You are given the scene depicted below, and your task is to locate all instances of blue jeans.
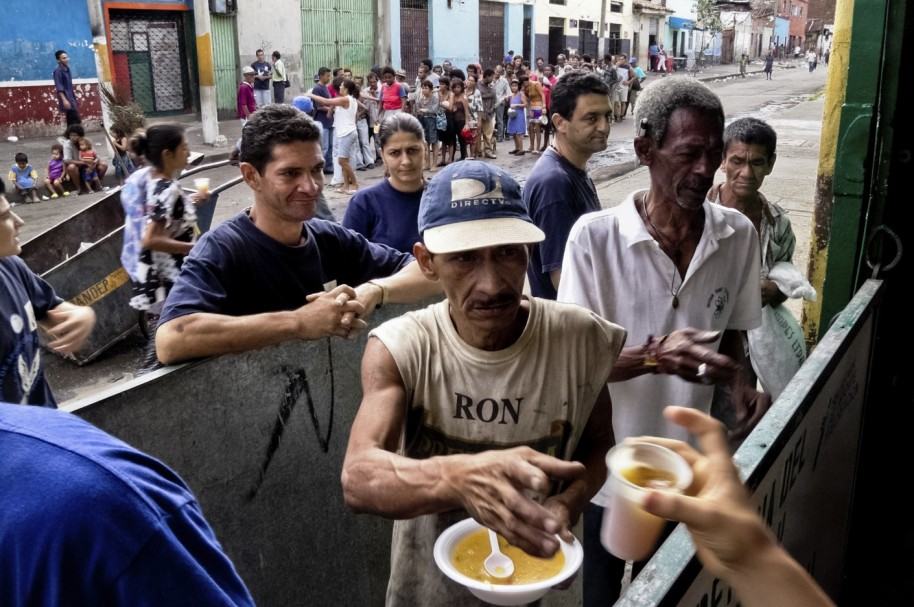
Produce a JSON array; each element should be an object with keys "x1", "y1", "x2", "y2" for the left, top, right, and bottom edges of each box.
[{"x1": 320, "y1": 124, "x2": 334, "y2": 174}]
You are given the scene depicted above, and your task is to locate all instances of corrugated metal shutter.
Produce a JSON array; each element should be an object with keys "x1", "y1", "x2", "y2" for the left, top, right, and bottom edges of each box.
[
  {"x1": 479, "y1": 1, "x2": 505, "y2": 69},
  {"x1": 400, "y1": 0, "x2": 429, "y2": 77},
  {"x1": 211, "y1": 14, "x2": 240, "y2": 114},
  {"x1": 301, "y1": 0, "x2": 375, "y2": 82}
]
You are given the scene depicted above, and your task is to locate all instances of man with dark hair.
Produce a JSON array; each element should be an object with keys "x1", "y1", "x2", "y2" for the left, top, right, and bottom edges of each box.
[
  {"x1": 477, "y1": 68, "x2": 498, "y2": 159},
  {"x1": 342, "y1": 161, "x2": 626, "y2": 607},
  {"x1": 379, "y1": 66, "x2": 406, "y2": 121},
  {"x1": 155, "y1": 106, "x2": 439, "y2": 365},
  {"x1": 558, "y1": 78, "x2": 767, "y2": 605},
  {"x1": 524, "y1": 72, "x2": 611, "y2": 299},
  {"x1": 539, "y1": 64, "x2": 558, "y2": 150},
  {"x1": 710, "y1": 117, "x2": 799, "y2": 399},
  {"x1": 1, "y1": 178, "x2": 96, "y2": 407},
  {"x1": 53, "y1": 50, "x2": 80, "y2": 126},
  {"x1": 555, "y1": 53, "x2": 567, "y2": 76},
  {"x1": 313, "y1": 67, "x2": 335, "y2": 174},
  {"x1": 56, "y1": 124, "x2": 108, "y2": 194},
  {"x1": 420, "y1": 58, "x2": 439, "y2": 86},
  {"x1": 251, "y1": 49, "x2": 272, "y2": 107}
]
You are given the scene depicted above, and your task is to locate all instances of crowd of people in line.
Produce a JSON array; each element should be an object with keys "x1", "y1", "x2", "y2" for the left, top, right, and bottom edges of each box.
[
  {"x1": 0, "y1": 42, "x2": 834, "y2": 607},
  {"x1": 234, "y1": 51, "x2": 648, "y2": 198}
]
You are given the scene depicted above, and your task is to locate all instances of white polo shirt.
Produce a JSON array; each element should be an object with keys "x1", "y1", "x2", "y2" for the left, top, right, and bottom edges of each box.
[{"x1": 558, "y1": 190, "x2": 761, "y2": 505}]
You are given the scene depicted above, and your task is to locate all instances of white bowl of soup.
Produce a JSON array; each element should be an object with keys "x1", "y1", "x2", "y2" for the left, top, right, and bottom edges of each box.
[{"x1": 433, "y1": 518, "x2": 583, "y2": 606}]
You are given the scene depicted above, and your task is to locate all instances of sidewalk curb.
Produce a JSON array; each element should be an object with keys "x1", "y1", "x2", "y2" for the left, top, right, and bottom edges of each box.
[
  {"x1": 592, "y1": 159, "x2": 641, "y2": 185},
  {"x1": 698, "y1": 68, "x2": 766, "y2": 82}
]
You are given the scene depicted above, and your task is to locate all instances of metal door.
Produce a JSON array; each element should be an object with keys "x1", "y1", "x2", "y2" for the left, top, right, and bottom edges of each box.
[
  {"x1": 127, "y1": 52, "x2": 155, "y2": 113},
  {"x1": 479, "y1": 1, "x2": 505, "y2": 69},
  {"x1": 722, "y1": 29, "x2": 735, "y2": 63},
  {"x1": 579, "y1": 20, "x2": 598, "y2": 57},
  {"x1": 549, "y1": 17, "x2": 565, "y2": 63},
  {"x1": 110, "y1": 11, "x2": 190, "y2": 114},
  {"x1": 211, "y1": 14, "x2": 240, "y2": 114},
  {"x1": 400, "y1": 0, "x2": 429, "y2": 77},
  {"x1": 301, "y1": 0, "x2": 374, "y2": 81},
  {"x1": 523, "y1": 15, "x2": 532, "y2": 59},
  {"x1": 609, "y1": 24, "x2": 622, "y2": 55}
]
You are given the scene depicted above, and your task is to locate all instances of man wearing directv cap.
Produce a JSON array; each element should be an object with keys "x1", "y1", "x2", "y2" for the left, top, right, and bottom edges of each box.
[{"x1": 342, "y1": 161, "x2": 627, "y2": 606}]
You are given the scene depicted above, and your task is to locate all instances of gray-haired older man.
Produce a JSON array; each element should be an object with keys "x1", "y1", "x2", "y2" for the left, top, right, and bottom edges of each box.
[{"x1": 557, "y1": 77, "x2": 769, "y2": 605}]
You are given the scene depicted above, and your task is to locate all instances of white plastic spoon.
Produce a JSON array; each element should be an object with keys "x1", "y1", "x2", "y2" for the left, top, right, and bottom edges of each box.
[{"x1": 483, "y1": 529, "x2": 515, "y2": 579}]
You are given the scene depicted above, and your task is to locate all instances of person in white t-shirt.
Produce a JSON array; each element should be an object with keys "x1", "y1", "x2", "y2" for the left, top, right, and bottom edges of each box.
[
  {"x1": 557, "y1": 77, "x2": 768, "y2": 606},
  {"x1": 308, "y1": 78, "x2": 362, "y2": 194},
  {"x1": 342, "y1": 161, "x2": 627, "y2": 607}
]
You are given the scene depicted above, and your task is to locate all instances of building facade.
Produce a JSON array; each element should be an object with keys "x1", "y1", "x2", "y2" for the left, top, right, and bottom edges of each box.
[
  {"x1": 779, "y1": 0, "x2": 808, "y2": 53},
  {"x1": 533, "y1": 0, "x2": 612, "y2": 64},
  {"x1": 630, "y1": 1, "x2": 672, "y2": 68},
  {"x1": 1, "y1": 0, "x2": 101, "y2": 137},
  {"x1": 1, "y1": 0, "x2": 202, "y2": 137}
]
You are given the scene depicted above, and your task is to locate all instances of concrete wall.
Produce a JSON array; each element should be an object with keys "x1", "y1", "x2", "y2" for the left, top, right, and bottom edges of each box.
[
  {"x1": 65, "y1": 301, "x2": 438, "y2": 606},
  {"x1": 788, "y1": 0, "x2": 808, "y2": 40},
  {"x1": 721, "y1": 10, "x2": 755, "y2": 58},
  {"x1": 533, "y1": 0, "x2": 602, "y2": 54},
  {"x1": 774, "y1": 16, "x2": 790, "y2": 48},
  {"x1": 236, "y1": 0, "x2": 304, "y2": 91},
  {"x1": 429, "y1": 0, "x2": 480, "y2": 69},
  {"x1": 505, "y1": 2, "x2": 525, "y2": 57},
  {"x1": 0, "y1": 0, "x2": 100, "y2": 136}
]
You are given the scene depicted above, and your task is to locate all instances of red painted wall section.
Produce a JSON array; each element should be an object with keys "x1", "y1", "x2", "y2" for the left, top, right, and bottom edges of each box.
[{"x1": 0, "y1": 83, "x2": 102, "y2": 138}]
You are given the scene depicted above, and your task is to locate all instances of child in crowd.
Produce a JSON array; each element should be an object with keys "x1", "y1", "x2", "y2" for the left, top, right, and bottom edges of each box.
[
  {"x1": 45, "y1": 144, "x2": 68, "y2": 199},
  {"x1": 78, "y1": 138, "x2": 102, "y2": 192},
  {"x1": 108, "y1": 126, "x2": 137, "y2": 184},
  {"x1": 8, "y1": 153, "x2": 41, "y2": 203}
]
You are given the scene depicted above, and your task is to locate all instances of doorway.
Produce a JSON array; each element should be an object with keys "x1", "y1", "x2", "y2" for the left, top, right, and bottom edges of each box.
[{"x1": 548, "y1": 17, "x2": 565, "y2": 64}]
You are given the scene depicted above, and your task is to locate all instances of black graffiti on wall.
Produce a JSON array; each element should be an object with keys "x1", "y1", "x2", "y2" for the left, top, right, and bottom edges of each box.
[{"x1": 248, "y1": 339, "x2": 336, "y2": 499}]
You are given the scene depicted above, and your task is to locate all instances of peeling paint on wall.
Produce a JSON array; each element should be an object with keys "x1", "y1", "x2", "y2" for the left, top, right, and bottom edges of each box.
[{"x1": 0, "y1": 83, "x2": 102, "y2": 138}]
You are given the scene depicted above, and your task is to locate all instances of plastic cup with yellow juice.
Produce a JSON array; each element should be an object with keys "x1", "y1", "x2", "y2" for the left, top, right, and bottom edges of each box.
[
  {"x1": 600, "y1": 441, "x2": 693, "y2": 561},
  {"x1": 193, "y1": 177, "x2": 210, "y2": 195}
]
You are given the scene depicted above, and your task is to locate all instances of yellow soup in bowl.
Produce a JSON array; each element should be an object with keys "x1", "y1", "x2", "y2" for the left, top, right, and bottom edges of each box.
[{"x1": 451, "y1": 528, "x2": 565, "y2": 585}]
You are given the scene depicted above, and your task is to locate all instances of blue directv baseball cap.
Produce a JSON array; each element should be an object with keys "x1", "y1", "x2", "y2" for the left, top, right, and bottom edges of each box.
[
  {"x1": 418, "y1": 161, "x2": 545, "y2": 254},
  {"x1": 292, "y1": 95, "x2": 314, "y2": 114}
]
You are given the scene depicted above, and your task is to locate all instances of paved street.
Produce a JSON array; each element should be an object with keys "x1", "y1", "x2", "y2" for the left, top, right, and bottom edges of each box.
[{"x1": 37, "y1": 63, "x2": 827, "y2": 402}]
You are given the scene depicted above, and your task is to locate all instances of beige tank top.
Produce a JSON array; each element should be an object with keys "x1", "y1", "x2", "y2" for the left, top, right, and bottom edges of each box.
[{"x1": 370, "y1": 297, "x2": 626, "y2": 607}]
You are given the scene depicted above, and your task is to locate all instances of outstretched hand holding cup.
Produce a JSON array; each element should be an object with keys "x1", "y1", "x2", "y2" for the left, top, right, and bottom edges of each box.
[
  {"x1": 600, "y1": 436, "x2": 693, "y2": 561},
  {"x1": 637, "y1": 407, "x2": 835, "y2": 607}
]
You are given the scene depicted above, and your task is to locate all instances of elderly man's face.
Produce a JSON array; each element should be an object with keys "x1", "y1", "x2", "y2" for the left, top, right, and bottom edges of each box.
[
  {"x1": 642, "y1": 108, "x2": 724, "y2": 210},
  {"x1": 721, "y1": 141, "x2": 775, "y2": 198},
  {"x1": 415, "y1": 244, "x2": 529, "y2": 334}
]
